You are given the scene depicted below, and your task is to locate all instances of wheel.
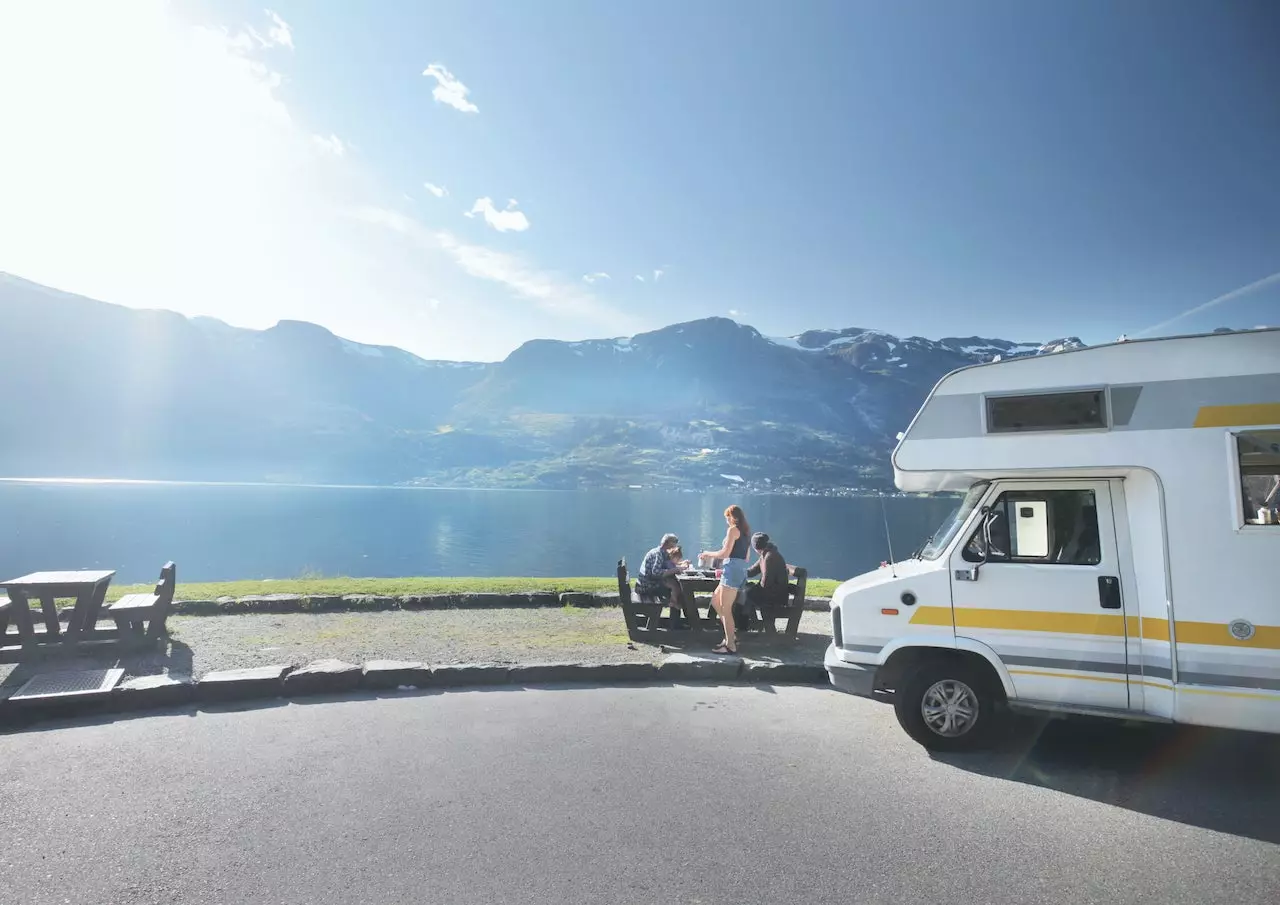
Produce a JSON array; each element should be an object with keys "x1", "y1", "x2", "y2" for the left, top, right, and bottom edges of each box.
[{"x1": 894, "y1": 658, "x2": 1002, "y2": 751}]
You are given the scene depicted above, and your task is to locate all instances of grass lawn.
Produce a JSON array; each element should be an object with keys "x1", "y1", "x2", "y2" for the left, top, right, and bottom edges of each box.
[{"x1": 100, "y1": 575, "x2": 842, "y2": 601}]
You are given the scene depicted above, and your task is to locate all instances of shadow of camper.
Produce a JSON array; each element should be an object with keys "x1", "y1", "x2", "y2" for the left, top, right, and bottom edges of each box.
[{"x1": 931, "y1": 715, "x2": 1280, "y2": 845}]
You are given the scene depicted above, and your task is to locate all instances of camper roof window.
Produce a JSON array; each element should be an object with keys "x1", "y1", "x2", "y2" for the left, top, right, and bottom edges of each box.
[{"x1": 986, "y1": 390, "x2": 1107, "y2": 434}]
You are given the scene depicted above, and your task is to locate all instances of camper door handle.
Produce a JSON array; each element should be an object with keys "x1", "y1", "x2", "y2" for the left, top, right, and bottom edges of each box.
[{"x1": 1097, "y1": 576, "x2": 1122, "y2": 610}]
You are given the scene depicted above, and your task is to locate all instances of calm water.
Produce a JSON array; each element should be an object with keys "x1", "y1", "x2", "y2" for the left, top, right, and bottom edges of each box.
[{"x1": 0, "y1": 482, "x2": 957, "y2": 584}]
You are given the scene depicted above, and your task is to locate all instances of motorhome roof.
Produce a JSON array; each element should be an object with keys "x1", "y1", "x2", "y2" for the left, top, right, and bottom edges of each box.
[
  {"x1": 891, "y1": 327, "x2": 1280, "y2": 492},
  {"x1": 946, "y1": 325, "x2": 1279, "y2": 378}
]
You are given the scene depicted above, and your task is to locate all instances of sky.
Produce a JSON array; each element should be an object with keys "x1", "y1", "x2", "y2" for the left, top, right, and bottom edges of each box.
[{"x1": 0, "y1": 0, "x2": 1277, "y2": 361}]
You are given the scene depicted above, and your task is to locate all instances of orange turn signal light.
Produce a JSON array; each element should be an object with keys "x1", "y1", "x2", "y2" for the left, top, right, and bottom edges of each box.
[{"x1": 881, "y1": 608, "x2": 899, "y2": 616}]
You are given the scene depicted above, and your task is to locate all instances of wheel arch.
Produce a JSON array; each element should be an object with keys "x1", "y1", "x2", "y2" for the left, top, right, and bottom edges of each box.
[{"x1": 878, "y1": 639, "x2": 1013, "y2": 702}]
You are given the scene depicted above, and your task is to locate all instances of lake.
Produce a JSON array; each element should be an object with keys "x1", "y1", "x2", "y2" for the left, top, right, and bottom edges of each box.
[{"x1": 0, "y1": 482, "x2": 959, "y2": 584}]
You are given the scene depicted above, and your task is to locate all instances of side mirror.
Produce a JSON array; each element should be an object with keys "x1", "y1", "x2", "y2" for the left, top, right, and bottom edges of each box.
[{"x1": 955, "y1": 508, "x2": 995, "y2": 583}]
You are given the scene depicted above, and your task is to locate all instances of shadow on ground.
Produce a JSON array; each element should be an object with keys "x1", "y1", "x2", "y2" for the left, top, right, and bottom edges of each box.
[
  {"x1": 933, "y1": 714, "x2": 1280, "y2": 845},
  {"x1": 0, "y1": 639, "x2": 195, "y2": 689}
]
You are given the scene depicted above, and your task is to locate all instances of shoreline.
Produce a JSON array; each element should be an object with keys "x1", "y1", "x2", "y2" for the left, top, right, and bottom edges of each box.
[{"x1": 0, "y1": 477, "x2": 933, "y2": 498}]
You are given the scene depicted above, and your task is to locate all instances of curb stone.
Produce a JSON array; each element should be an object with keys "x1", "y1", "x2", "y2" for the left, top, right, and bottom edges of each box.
[
  {"x1": 361, "y1": 660, "x2": 432, "y2": 689},
  {"x1": 340, "y1": 595, "x2": 399, "y2": 612},
  {"x1": 740, "y1": 661, "x2": 828, "y2": 685},
  {"x1": 558, "y1": 592, "x2": 598, "y2": 608},
  {"x1": 284, "y1": 659, "x2": 363, "y2": 696},
  {"x1": 453, "y1": 593, "x2": 514, "y2": 609},
  {"x1": 197, "y1": 664, "x2": 290, "y2": 702},
  {"x1": 507, "y1": 662, "x2": 658, "y2": 685},
  {"x1": 400, "y1": 594, "x2": 454, "y2": 610},
  {"x1": 429, "y1": 664, "x2": 512, "y2": 686},
  {"x1": 113, "y1": 673, "x2": 196, "y2": 711},
  {"x1": 657, "y1": 653, "x2": 743, "y2": 682},
  {"x1": 235, "y1": 594, "x2": 305, "y2": 613}
]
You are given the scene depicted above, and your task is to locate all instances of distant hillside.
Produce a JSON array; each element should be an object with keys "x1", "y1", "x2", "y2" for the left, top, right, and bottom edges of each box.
[{"x1": 0, "y1": 273, "x2": 1081, "y2": 489}]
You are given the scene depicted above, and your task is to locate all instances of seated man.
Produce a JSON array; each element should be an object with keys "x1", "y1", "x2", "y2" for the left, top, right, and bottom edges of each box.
[
  {"x1": 740, "y1": 533, "x2": 790, "y2": 629},
  {"x1": 637, "y1": 533, "x2": 690, "y2": 625}
]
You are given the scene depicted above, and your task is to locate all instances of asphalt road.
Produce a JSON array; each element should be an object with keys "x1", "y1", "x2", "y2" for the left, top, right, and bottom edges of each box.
[{"x1": 2, "y1": 685, "x2": 1277, "y2": 905}]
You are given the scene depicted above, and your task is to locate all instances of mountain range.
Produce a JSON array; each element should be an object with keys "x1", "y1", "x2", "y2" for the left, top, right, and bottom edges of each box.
[{"x1": 0, "y1": 273, "x2": 1083, "y2": 490}]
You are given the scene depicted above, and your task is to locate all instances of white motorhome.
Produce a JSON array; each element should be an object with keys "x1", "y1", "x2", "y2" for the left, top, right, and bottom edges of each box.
[{"x1": 825, "y1": 327, "x2": 1280, "y2": 750}]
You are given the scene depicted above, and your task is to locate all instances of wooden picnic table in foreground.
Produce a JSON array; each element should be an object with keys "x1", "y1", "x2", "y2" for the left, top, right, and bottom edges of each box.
[{"x1": 2, "y1": 570, "x2": 116, "y2": 649}]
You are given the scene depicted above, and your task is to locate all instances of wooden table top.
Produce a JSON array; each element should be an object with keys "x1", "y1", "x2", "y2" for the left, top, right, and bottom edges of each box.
[{"x1": 3, "y1": 570, "x2": 116, "y2": 587}]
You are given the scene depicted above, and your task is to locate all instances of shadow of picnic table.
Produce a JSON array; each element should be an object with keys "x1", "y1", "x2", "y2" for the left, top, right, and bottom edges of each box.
[{"x1": 0, "y1": 638, "x2": 195, "y2": 693}]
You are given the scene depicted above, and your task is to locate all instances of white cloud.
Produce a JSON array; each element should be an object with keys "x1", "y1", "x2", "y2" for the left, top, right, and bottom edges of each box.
[
  {"x1": 728, "y1": 309, "x2": 742, "y2": 317},
  {"x1": 312, "y1": 133, "x2": 345, "y2": 156},
  {"x1": 465, "y1": 197, "x2": 530, "y2": 233},
  {"x1": 1136, "y1": 270, "x2": 1280, "y2": 337},
  {"x1": 265, "y1": 10, "x2": 293, "y2": 49},
  {"x1": 653, "y1": 269, "x2": 664, "y2": 281},
  {"x1": 422, "y1": 62, "x2": 478, "y2": 114},
  {"x1": 356, "y1": 207, "x2": 637, "y2": 330},
  {"x1": 634, "y1": 274, "x2": 645, "y2": 282},
  {"x1": 582, "y1": 272, "x2": 610, "y2": 284},
  {"x1": 423, "y1": 182, "x2": 447, "y2": 198}
]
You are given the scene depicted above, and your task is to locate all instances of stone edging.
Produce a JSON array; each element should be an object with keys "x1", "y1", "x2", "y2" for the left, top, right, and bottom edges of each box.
[
  {"x1": 161, "y1": 593, "x2": 833, "y2": 616},
  {"x1": 1, "y1": 656, "x2": 829, "y2": 730}
]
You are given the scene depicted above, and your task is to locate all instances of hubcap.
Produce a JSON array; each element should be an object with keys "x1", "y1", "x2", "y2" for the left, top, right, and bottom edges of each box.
[{"x1": 921, "y1": 679, "x2": 979, "y2": 737}]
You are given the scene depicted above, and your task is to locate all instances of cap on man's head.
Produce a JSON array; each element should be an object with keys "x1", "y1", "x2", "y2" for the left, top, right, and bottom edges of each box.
[
  {"x1": 751, "y1": 532, "x2": 770, "y2": 550},
  {"x1": 661, "y1": 533, "x2": 680, "y2": 548}
]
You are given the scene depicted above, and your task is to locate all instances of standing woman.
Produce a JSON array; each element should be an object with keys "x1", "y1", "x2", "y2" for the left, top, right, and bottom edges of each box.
[{"x1": 699, "y1": 505, "x2": 751, "y2": 654}]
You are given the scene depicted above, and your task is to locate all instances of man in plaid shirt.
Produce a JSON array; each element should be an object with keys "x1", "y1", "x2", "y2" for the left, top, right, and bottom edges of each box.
[{"x1": 637, "y1": 533, "x2": 690, "y2": 626}]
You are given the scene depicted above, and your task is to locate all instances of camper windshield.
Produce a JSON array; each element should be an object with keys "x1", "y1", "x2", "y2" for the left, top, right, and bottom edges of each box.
[{"x1": 919, "y1": 482, "x2": 990, "y2": 560}]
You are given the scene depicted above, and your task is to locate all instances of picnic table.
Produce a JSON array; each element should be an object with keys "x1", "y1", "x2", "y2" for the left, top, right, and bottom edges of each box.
[
  {"x1": 675, "y1": 572, "x2": 722, "y2": 630},
  {"x1": 2, "y1": 570, "x2": 116, "y2": 649}
]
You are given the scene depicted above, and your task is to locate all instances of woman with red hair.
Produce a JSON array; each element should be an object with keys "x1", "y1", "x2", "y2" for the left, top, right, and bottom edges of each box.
[{"x1": 699, "y1": 504, "x2": 751, "y2": 654}]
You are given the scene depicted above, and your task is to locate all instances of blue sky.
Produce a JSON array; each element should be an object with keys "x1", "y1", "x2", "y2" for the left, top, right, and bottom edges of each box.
[{"x1": 1, "y1": 0, "x2": 1276, "y2": 360}]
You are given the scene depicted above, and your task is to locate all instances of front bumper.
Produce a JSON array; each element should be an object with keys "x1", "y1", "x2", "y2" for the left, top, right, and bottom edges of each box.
[{"x1": 824, "y1": 644, "x2": 877, "y2": 698}]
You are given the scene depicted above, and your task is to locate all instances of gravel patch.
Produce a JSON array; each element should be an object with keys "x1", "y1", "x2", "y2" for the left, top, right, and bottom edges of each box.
[{"x1": 1, "y1": 609, "x2": 833, "y2": 686}]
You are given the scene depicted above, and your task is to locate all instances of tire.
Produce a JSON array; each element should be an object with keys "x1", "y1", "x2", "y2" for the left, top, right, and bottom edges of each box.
[{"x1": 894, "y1": 657, "x2": 1002, "y2": 752}]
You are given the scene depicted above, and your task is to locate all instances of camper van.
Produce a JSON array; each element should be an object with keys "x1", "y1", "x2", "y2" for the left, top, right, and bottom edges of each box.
[{"x1": 825, "y1": 327, "x2": 1280, "y2": 750}]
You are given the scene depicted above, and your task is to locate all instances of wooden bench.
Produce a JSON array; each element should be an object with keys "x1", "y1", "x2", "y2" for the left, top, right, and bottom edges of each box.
[
  {"x1": 107, "y1": 561, "x2": 176, "y2": 642},
  {"x1": 616, "y1": 558, "x2": 689, "y2": 637},
  {"x1": 751, "y1": 566, "x2": 808, "y2": 640}
]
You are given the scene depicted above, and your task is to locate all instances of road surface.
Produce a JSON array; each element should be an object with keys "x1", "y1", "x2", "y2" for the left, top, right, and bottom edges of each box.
[{"x1": 2, "y1": 685, "x2": 1277, "y2": 904}]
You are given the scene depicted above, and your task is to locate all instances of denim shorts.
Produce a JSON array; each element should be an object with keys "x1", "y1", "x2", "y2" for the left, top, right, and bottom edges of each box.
[{"x1": 720, "y1": 558, "x2": 748, "y2": 590}]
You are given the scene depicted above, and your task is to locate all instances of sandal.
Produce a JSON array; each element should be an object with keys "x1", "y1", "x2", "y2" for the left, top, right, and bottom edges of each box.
[{"x1": 711, "y1": 643, "x2": 738, "y2": 655}]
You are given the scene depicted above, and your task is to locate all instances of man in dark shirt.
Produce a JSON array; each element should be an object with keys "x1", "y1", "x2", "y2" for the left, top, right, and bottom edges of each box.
[{"x1": 737, "y1": 532, "x2": 789, "y2": 630}]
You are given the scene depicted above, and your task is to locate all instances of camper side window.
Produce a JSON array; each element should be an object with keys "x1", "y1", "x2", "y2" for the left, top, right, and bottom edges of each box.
[
  {"x1": 1238, "y1": 430, "x2": 1280, "y2": 526},
  {"x1": 963, "y1": 490, "x2": 1101, "y2": 565}
]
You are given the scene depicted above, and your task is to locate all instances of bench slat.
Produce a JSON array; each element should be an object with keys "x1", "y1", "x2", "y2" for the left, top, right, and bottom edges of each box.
[{"x1": 108, "y1": 593, "x2": 161, "y2": 613}]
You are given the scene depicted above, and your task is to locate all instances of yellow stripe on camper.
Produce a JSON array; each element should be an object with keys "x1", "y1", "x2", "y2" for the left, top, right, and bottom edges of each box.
[
  {"x1": 911, "y1": 607, "x2": 1279, "y2": 648},
  {"x1": 1192, "y1": 402, "x2": 1280, "y2": 427},
  {"x1": 1174, "y1": 620, "x2": 1280, "y2": 650},
  {"x1": 910, "y1": 606, "x2": 1126, "y2": 637}
]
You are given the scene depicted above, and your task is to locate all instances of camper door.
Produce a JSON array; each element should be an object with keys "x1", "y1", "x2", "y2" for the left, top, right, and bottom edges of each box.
[{"x1": 949, "y1": 480, "x2": 1133, "y2": 710}]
